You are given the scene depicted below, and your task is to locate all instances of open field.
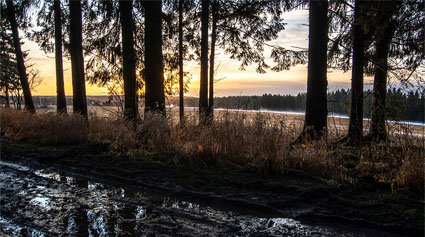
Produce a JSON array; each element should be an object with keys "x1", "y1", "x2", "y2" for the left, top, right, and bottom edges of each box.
[{"x1": 35, "y1": 105, "x2": 425, "y2": 139}]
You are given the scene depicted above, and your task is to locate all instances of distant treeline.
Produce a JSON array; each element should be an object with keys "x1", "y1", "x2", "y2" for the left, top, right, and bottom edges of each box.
[{"x1": 214, "y1": 89, "x2": 424, "y2": 123}]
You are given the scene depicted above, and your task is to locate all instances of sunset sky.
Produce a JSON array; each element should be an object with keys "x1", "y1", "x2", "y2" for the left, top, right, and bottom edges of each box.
[{"x1": 23, "y1": 9, "x2": 371, "y2": 97}]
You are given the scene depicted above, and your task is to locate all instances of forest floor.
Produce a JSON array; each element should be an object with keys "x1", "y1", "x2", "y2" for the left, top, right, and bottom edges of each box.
[{"x1": 1, "y1": 138, "x2": 423, "y2": 236}]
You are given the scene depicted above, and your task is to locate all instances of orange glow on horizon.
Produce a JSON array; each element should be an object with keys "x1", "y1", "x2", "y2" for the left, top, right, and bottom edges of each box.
[{"x1": 22, "y1": 9, "x2": 359, "y2": 97}]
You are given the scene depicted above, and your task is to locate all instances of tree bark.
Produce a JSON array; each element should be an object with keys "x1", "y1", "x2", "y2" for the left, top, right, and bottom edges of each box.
[
  {"x1": 347, "y1": 0, "x2": 365, "y2": 144},
  {"x1": 369, "y1": 2, "x2": 399, "y2": 142},
  {"x1": 370, "y1": 24, "x2": 392, "y2": 141},
  {"x1": 144, "y1": 0, "x2": 165, "y2": 115},
  {"x1": 297, "y1": 0, "x2": 328, "y2": 141},
  {"x1": 54, "y1": 0, "x2": 67, "y2": 114},
  {"x1": 5, "y1": 0, "x2": 35, "y2": 113},
  {"x1": 119, "y1": 0, "x2": 138, "y2": 120},
  {"x1": 69, "y1": 0, "x2": 87, "y2": 118},
  {"x1": 179, "y1": 0, "x2": 184, "y2": 123},
  {"x1": 208, "y1": 0, "x2": 218, "y2": 121},
  {"x1": 199, "y1": 0, "x2": 209, "y2": 123}
]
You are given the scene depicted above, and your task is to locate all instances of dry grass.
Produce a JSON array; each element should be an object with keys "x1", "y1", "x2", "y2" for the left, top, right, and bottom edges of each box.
[
  {"x1": 1, "y1": 108, "x2": 423, "y2": 194},
  {"x1": 1, "y1": 109, "x2": 88, "y2": 144}
]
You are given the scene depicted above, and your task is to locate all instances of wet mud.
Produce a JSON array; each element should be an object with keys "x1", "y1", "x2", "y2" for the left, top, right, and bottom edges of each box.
[
  {"x1": 0, "y1": 141, "x2": 422, "y2": 236},
  {"x1": 0, "y1": 160, "x2": 366, "y2": 236}
]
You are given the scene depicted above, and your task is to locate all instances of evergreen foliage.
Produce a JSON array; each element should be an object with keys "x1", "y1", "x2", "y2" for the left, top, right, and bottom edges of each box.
[{"x1": 214, "y1": 89, "x2": 424, "y2": 123}]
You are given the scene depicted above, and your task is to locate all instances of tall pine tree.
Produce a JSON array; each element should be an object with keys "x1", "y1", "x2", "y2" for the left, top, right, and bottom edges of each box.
[
  {"x1": 69, "y1": 0, "x2": 87, "y2": 118},
  {"x1": 54, "y1": 0, "x2": 67, "y2": 113},
  {"x1": 199, "y1": 0, "x2": 209, "y2": 122},
  {"x1": 119, "y1": 0, "x2": 138, "y2": 120},
  {"x1": 144, "y1": 0, "x2": 165, "y2": 115},
  {"x1": 295, "y1": 0, "x2": 329, "y2": 142}
]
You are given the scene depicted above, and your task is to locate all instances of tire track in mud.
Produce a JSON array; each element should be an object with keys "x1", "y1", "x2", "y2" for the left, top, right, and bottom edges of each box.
[{"x1": 0, "y1": 159, "x2": 402, "y2": 236}]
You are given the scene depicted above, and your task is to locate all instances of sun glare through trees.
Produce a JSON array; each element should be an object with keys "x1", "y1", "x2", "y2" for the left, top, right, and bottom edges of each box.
[{"x1": 0, "y1": 0, "x2": 424, "y2": 236}]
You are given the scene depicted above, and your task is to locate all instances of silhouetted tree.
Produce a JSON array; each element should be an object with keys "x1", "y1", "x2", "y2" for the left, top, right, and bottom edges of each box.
[
  {"x1": 208, "y1": 0, "x2": 218, "y2": 119},
  {"x1": 0, "y1": 12, "x2": 17, "y2": 108},
  {"x1": 5, "y1": 0, "x2": 35, "y2": 112},
  {"x1": 369, "y1": 1, "x2": 401, "y2": 141},
  {"x1": 54, "y1": 0, "x2": 67, "y2": 113},
  {"x1": 205, "y1": 0, "x2": 305, "y2": 120},
  {"x1": 147, "y1": 0, "x2": 193, "y2": 97},
  {"x1": 69, "y1": 0, "x2": 87, "y2": 118},
  {"x1": 84, "y1": 1, "x2": 124, "y2": 88},
  {"x1": 199, "y1": 0, "x2": 209, "y2": 122},
  {"x1": 328, "y1": 0, "x2": 424, "y2": 142},
  {"x1": 328, "y1": 0, "x2": 373, "y2": 145},
  {"x1": 386, "y1": 0, "x2": 424, "y2": 84},
  {"x1": 178, "y1": 0, "x2": 184, "y2": 123},
  {"x1": 83, "y1": 0, "x2": 145, "y2": 116},
  {"x1": 83, "y1": 0, "x2": 190, "y2": 116},
  {"x1": 295, "y1": 0, "x2": 329, "y2": 142},
  {"x1": 144, "y1": 0, "x2": 165, "y2": 115},
  {"x1": 345, "y1": 0, "x2": 367, "y2": 145},
  {"x1": 1, "y1": 5, "x2": 41, "y2": 111},
  {"x1": 119, "y1": 0, "x2": 138, "y2": 120},
  {"x1": 27, "y1": 0, "x2": 68, "y2": 113}
]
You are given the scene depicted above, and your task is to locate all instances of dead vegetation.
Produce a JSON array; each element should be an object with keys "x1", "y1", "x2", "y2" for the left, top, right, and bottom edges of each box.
[{"x1": 1, "y1": 108, "x2": 423, "y2": 194}]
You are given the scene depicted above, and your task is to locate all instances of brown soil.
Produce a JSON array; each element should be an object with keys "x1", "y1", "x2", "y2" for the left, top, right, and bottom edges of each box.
[{"x1": 1, "y1": 139, "x2": 423, "y2": 236}]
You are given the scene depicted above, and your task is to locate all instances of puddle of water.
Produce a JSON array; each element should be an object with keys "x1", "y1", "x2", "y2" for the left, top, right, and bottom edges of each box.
[
  {"x1": 30, "y1": 197, "x2": 51, "y2": 209},
  {"x1": 0, "y1": 161, "x2": 31, "y2": 172},
  {"x1": 34, "y1": 170, "x2": 62, "y2": 182},
  {"x1": 0, "y1": 160, "x2": 406, "y2": 236},
  {"x1": 0, "y1": 217, "x2": 24, "y2": 236}
]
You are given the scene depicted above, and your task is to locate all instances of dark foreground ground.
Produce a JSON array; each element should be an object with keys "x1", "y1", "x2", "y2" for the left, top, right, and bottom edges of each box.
[{"x1": 0, "y1": 139, "x2": 423, "y2": 236}]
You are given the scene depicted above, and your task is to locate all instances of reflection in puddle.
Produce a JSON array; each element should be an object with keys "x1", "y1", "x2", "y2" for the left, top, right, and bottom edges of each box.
[
  {"x1": 0, "y1": 217, "x2": 24, "y2": 236},
  {"x1": 135, "y1": 206, "x2": 147, "y2": 220},
  {"x1": 65, "y1": 216, "x2": 76, "y2": 233},
  {"x1": 30, "y1": 197, "x2": 50, "y2": 209},
  {"x1": 87, "y1": 209, "x2": 108, "y2": 236},
  {"x1": 0, "y1": 161, "x2": 31, "y2": 172},
  {"x1": 34, "y1": 170, "x2": 62, "y2": 182},
  {"x1": 1, "y1": 160, "x2": 398, "y2": 236},
  {"x1": 268, "y1": 217, "x2": 299, "y2": 228}
]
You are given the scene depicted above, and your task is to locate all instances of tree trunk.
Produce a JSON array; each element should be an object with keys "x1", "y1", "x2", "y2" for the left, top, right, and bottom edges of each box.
[
  {"x1": 369, "y1": 2, "x2": 398, "y2": 142},
  {"x1": 370, "y1": 26, "x2": 392, "y2": 142},
  {"x1": 199, "y1": 0, "x2": 209, "y2": 123},
  {"x1": 5, "y1": 86, "x2": 10, "y2": 108},
  {"x1": 119, "y1": 0, "x2": 138, "y2": 120},
  {"x1": 347, "y1": 0, "x2": 365, "y2": 144},
  {"x1": 144, "y1": 0, "x2": 165, "y2": 115},
  {"x1": 69, "y1": 0, "x2": 87, "y2": 118},
  {"x1": 297, "y1": 0, "x2": 328, "y2": 141},
  {"x1": 208, "y1": 0, "x2": 218, "y2": 121},
  {"x1": 5, "y1": 1, "x2": 35, "y2": 113},
  {"x1": 179, "y1": 0, "x2": 184, "y2": 123},
  {"x1": 54, "y1": 0, "x2": 67, "y2": 114}
]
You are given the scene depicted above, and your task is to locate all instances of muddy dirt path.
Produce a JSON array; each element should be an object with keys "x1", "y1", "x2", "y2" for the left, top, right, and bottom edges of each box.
[{"x1": 0, "y1": 158, "x2": 406, "y2": 237}]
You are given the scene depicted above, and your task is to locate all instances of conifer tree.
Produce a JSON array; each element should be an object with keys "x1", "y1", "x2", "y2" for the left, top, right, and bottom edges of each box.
[
  {"x1": 199, "y1": 0, "x2": 209, "y2": 122},
  {"x1": 295, "y1": 0, "x2": 329, "y2": 142},
  {"x1": 53, "y1": 0, "x2": 67, "y2": 113},
  {"x1": 28, "y1": 0, "x2": 68, "y2": 113},
  {"x1": 144, "y1": 0, "x2": 165, "y2": 115},
  {"x1": 119, "y1": 0, "x2": 138, "y2": 120},
  {"x1": 5, "y1": 0, "x2": 35, "y2": 112}
]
